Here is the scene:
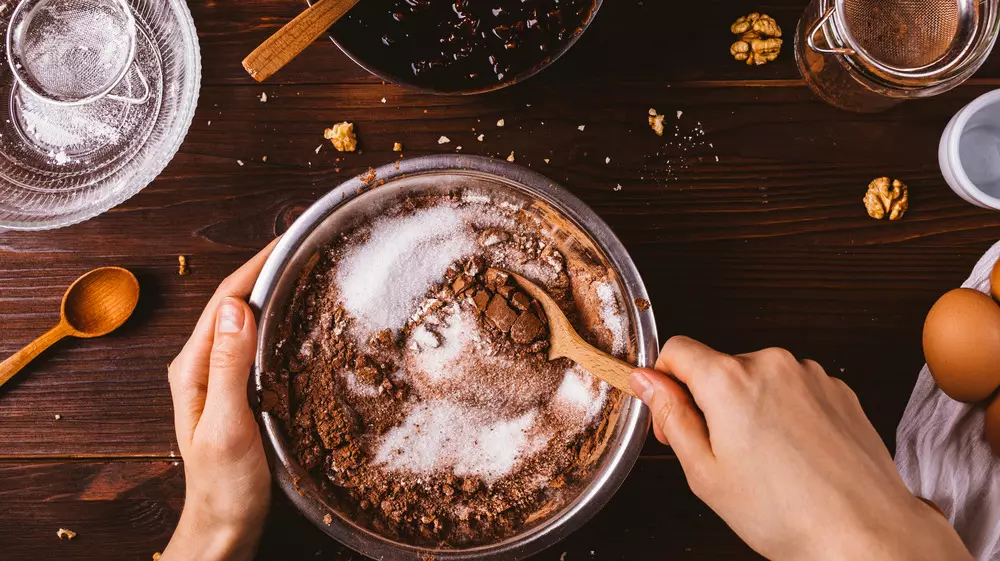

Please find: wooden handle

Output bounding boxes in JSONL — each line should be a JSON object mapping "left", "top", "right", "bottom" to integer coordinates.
{"left": 562, "top": 333, "right": 637, "bottom": 397}
{"left": 0, "top": 322, "right": 72, "bottom": 389}
{"left": 242, "top": 0, "right": 361, "bottom": 82}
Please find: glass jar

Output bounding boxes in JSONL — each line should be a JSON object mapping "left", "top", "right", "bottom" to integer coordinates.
{"left": 795, "top": 0, "right": 1000, "bottom": 113}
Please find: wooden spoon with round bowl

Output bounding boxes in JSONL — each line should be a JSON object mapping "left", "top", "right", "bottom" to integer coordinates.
{"left": 507, "top": 271, "right": 637, "bottom": 397}
{"left": 0, "top": 267, "right": 139, "bottom": 389}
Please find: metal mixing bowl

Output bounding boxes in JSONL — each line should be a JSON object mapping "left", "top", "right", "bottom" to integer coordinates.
{"left": 249, "top": 154, "right": 655, "bottom": 560}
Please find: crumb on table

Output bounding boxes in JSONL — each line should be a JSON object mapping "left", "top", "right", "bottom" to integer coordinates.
{"left": 324, "top": 122, "right": 358, "bottom": 152}
{"left": 178, "top": 255, "right": 189, "bottom": 276}
{"left": 56, "top": 528, "right": 76, "bottom": 540}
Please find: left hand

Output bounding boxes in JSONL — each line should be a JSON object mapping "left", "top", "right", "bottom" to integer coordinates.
{"left": 161, "top": 240, "right": 278, "bottom": 561}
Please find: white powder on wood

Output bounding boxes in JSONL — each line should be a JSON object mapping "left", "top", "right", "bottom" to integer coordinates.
{"left": 374, "top": 400, "right": 545, "bottom": 482}
{"left": 336, "top": 207, "right": 477, "bottom": 339}
{"left": 594, "top": 281, "right": 627, "bottom": 356}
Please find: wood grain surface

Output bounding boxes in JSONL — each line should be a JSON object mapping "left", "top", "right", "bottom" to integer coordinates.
{"left": 1, "top": 0, "right": 998, "bottom": 558}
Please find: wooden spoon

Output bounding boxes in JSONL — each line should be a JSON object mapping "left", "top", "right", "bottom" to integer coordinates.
{"left": 0, "top": 267, "right": 139, "bottom": 389}
{"left": 243, "top": 0, "right": 361, "bottom": 83}
{"left": 508, "top": 271, "right": 637, "bottom": 397}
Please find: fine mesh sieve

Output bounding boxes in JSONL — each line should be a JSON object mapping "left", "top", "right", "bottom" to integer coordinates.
{"left": 7, "top": 0, "right": 149, "bottom": 105}
{"left": 842, "top": 0, "right": 961, "bottom": 68}
{"left": 806, "top": 0, "right": 984, "bottom": 83}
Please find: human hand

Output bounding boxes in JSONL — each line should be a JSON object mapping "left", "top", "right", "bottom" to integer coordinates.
{"left": 630, "top": 336, "right": 972, "bottom": 561}
{"left": 162, "top": 241, "right": 278, "bottom": 561}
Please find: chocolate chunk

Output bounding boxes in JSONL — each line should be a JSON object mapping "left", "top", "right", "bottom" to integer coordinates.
{"left": 485, "top": 295, "right": 518, "bottom": 332}
{"left": 510, "top": 291, "right": 530, "bottom": 311}
{"left": 510, "top": 311, "right": 543, "bottom": 344}
{"left": 452, "top": 274, "right": 473, "bottom": 295}
{"left": 357, "top": 365, "right": 381, "bottom": 386}
{"left": 369, "top": 328, "right": 395, "bottom": 351}
{"left": 529, "top": 300, "right": 547, "bottom": 324}
{"left": 473, "top": 289, "right": 491, "bottom": 311}
{"left": 484, "top": 268, "right": 510, "bottom": 289}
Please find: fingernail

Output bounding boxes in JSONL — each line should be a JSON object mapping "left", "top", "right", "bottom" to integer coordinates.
{"left": 217, "top": 298, "right": 244, "bottom": 333}
{"left": 630, "top": 370, "right": 654, "bottom": 403}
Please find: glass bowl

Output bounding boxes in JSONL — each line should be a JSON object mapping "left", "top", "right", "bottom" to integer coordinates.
{"left": 0, "top": 0, "right": 200, "bottom": 231}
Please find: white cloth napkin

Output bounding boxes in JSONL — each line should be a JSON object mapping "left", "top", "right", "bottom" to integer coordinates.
{"left": 895, "top": 240, "right": 1000, "bottom": 560}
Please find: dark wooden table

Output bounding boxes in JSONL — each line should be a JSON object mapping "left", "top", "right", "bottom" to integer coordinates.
{"left": 3, "top": 0, "right": 1000, "bottom": 558}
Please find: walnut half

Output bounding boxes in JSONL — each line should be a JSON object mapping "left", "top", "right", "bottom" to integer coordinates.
{"left": 864, "top": 177, "right": 909, "bottom": 221}
{"left": 730, "top": 13, "right": 782, "bottom": 65}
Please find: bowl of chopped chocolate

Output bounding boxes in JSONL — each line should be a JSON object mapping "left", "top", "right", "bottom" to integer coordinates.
{"left": 319, "top": 0, "right": 602, "bottom": 94}
{"left": 251, "top": 154, "right": 655, "bottom": 560}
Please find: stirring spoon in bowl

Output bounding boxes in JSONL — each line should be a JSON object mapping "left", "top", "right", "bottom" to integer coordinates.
{"left": 243, "top": 0, "right": 361, "bottom": 82}
{"left": 0, "top": 267, "right": 139, "bottom": 389}
{"left": 507, "top": 271, "right": 637, "bottom": 397}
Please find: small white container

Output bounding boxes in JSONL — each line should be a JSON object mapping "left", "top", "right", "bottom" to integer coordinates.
{"left": 940, "top": 89, "right": 1000, "bottom": 209}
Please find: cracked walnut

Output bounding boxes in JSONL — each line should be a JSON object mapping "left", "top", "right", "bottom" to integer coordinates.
{"left": 730, "top": 13, "right": 782, "bottom": 65}
{"left": 864, "top": 177, "right": 909, "bottom": 221}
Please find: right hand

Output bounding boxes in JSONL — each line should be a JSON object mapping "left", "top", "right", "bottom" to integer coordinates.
{"left": 630, "top": 336, "right": 972, "bottom": 561}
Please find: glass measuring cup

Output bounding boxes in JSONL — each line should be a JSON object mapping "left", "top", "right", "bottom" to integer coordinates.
{"left": 6, "top": 0, "right": 150, "bottom": 106}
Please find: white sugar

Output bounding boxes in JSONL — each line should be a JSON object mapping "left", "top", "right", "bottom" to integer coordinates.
{"left": 594, "top": 281, "right": 627, "bottom": 356}
{"left": 336, "top": 207, "right": 477, "bottom": 339}
{"left": 409, "top": 304, "right": 474, "bottom": 382}
{"left": 374, "top": 400, "right": 544, "bottom": 482}
{"left": 555, "top": 367, "right": 609, "bottom": 423}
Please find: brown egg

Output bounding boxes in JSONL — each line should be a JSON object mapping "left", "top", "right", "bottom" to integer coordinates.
{"left": 923, "top": 288, "right": 1000, "bottom": 402}
{"left": 992, "top": 258, "right": 1000, "bottom": 302}
{"left": 987, "top": 395, "right": 1000, "bottom": 457}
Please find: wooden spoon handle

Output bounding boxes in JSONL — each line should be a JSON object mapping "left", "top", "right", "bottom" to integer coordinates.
{"left": 0, "top": 323, "right": 72, "bottom": 389}
{"left": 564, "top": 341, "right": 637, "bottom": 397}
{"left": 242, "top": 0, "right": 361, "bottom": 82}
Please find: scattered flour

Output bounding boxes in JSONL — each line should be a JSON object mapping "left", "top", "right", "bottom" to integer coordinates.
{"left": 594, "top": 281, "right": 627, "bottom": 356}
{"left": 336, "top": 207, "right": 477, "bottom": 338}
{"left": 374, "top": 400, "right": 546, "bottom": 482}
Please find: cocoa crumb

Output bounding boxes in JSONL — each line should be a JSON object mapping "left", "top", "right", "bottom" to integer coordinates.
{"left": 634, "top": 298, "right": 650, "bottom": 311}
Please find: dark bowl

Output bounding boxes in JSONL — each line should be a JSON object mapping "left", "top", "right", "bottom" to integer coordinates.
{"left": 311, "top": 0, "right": 603, "bottom": 95}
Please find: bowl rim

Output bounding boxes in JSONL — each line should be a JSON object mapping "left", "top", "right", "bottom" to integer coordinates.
{"left": 318, "top": 0, "right": 603, "bottom": 95}
{"left": 249, "top": 154, "right": 656, "bottom": 560}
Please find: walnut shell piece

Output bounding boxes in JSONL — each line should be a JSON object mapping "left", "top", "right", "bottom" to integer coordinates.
{"left": 730, "top": 13, "right": 782, "bottom": 65}
{"left": 864, "top": 177, "right": 909, "bottom": 221}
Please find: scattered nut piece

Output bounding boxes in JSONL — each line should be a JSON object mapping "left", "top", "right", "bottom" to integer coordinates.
{"left": 577, "top": 125, "right": 586, "bottom": 131}
{"left": 261, "top": 155, "right": 267, "bottom": 162}
{"left": 54, "top": 414, "right": 61, "bottom": 420}
{"left": 730, "top": 13, "right": 782, "bottom": 65}
{"left": 380, "top": 97, "right": 387, "bottom": 103}
{"left": 544, "top": 158, "right": 550, "bottom": 164}
{"left": 477, "top": 134, "right": 485, "bottom": 142}
{"left": 497, "top": 119, "right": 505, "bottom": 127}
{"left": 259, "top": 92, "right": 267, "bottom": 103}
{"left": 506, "top": 151, "right": 515, "bottom": 162}
{"left": 438, "top": 136, "right": 451, "bottom": 144}
{"left": 153, "top": 553, "right": 161, "bottom": 561}
{"left": 393, "top": 142, "right": 403, "bottom": 152}
{"left": 648, "top": 109, "right": 665, "bottom": 136}
{"left": 57, "top": 528, "right": 76, "bottom": 540}
{"left": 634, "top": 297, "right": 650, "bottom": 311}
{"left": 323, "top": 513, "right": 333, "bottom": 525}
{"left": 236, "top": 159, "right": 244, "bottom": 166}
{"left": 178, "top": 255, "right": 189, "bottom": 276}
{"left": 324, "top": 122, "right": 358, "bottom": 152}
{"left": 863, "top": 177, "right": 909, "bottom": 221}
